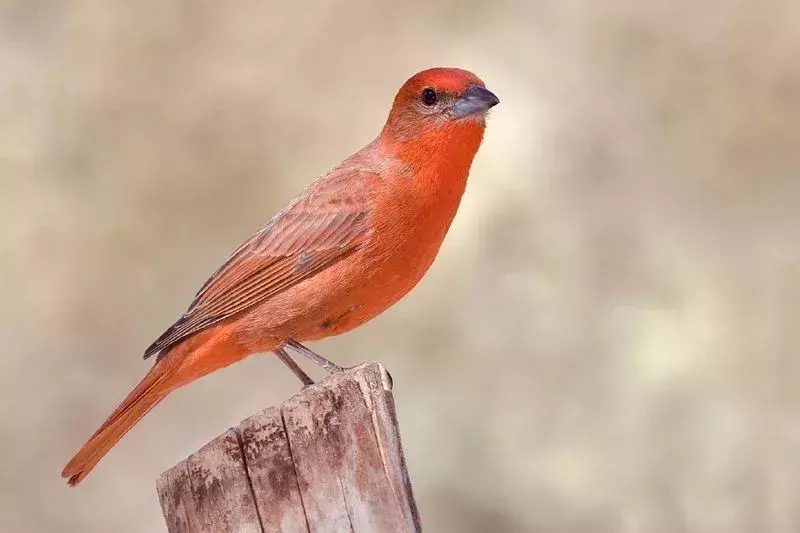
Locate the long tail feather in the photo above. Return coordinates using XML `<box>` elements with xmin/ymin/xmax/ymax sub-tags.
<box><xmin>61</xmin><ymin>363</ymin><xmax>172</xmax><ymax>486</ymax></box>
<box><xmin>62</xmin><ymin>322</ymin><xmax>257</xmax><ymax>486</ymax></box>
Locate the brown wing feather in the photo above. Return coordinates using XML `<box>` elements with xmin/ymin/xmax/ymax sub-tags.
<box><xmin>144</xmin><ymin>167</ymin><xmax>377</xmax><ymax>360</ymax></box>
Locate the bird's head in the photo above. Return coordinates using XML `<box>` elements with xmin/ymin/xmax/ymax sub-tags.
<box><xmin>381</xmin><ymin>67</ymin><xmax>499</xmax><ymax>145</ymax></box>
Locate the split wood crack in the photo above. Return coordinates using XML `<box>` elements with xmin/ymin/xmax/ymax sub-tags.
<box><xmin>157</xmin><ymin>363</ymin><xmax>421</xmax><ymax>533</ymax></box>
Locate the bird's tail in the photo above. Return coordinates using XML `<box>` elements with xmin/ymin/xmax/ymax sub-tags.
<box><xmin>61</xmin><ymin>361</ymin><xmax>173</xmax><ymax>486</ymax></box>
<box><xmin>61</xmin><ymin>322</ymin><xmax>256</xmax><ymax>486</ymax></box>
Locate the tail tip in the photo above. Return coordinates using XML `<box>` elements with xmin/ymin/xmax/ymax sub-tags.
<box><xmin>62</xmin><ymin>461</ymin><xmax>88</xmax><ymax>487</ymax></box>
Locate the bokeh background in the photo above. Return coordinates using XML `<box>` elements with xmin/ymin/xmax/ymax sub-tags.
<box><xmin>2</xmin><ymin>0</ymin><xmax>800</xmax><ymax>531</ymax></box>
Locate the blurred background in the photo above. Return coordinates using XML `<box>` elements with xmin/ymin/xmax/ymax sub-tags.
<box><xmin>2</xmin><ymin>0</ymin><xmax>800</xmax><ymax>531</ymax></box>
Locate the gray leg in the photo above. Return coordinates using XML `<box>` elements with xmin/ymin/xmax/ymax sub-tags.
<box><xmin>285</xmin><ymin>339</ymin><xmax>344</xmax><ymax>374</ymax></box>
<box><xmin>274</xmin><ymin>346</ymin><xmax>314</xmax><ymax>387</ymax></box>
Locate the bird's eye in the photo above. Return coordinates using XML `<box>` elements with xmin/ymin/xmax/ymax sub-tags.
<box><xmin>421</xmin><ymin>88</ymin><xmax>438</xmax><ymax>106</ymax></box>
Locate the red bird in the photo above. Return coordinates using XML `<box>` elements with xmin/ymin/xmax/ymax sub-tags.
<box><xmin>62</xmin><ymin>67</ymin><xmax>499</xmax><ymax>485</ymax></box>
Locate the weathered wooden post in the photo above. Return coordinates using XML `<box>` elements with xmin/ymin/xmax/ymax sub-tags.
<box><xmin>157</xmin><ymin>362</ymin><xmax>421</xmax><ymax>533</ymax></box>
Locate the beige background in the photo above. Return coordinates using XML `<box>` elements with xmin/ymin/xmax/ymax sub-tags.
<box><xmin>2</xmin><ymin>1</ymin><xmax>800</xmax><ymax>531</ymax></box>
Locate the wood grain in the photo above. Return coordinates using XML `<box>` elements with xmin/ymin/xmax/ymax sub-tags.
<box><xmin>239</xmin><ymin>407</ymin><xmax>309</xmax><ymax>533</ymax></box>
<box><xmin>158</xmin><ymin>429</ymin><xmax>263</xmax><ymax>533</ymax></box>
<box><xmin>158</xmin><ymin>363</ymin><xmax>420</xmax><ymax>533</ymax></box>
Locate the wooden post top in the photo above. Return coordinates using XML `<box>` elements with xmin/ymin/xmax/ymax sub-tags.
<box><xmin>157</xmin><ymin>363</ymin><xmax>421</xmax><ymax>533</ymax></box>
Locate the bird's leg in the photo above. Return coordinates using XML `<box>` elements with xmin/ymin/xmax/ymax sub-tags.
<box><xmin>285</xmin><ymin>338</ymin><xmax>344</xmax><ymax>374</ymax></box>
<box><xmin>274</xmin><ymin>346</ymin><xmax>314</xmax><ymax>387</ymax></box>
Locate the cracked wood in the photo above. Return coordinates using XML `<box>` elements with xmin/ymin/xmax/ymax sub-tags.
<box><xmin>157</xmin><ymin>363</ymin><xmax>421</xmax><ymax>533</ymax></box>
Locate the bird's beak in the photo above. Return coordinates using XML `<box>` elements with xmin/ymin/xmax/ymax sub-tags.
<box><xmin>451</xmin><ymin>85</ymin><xmax>500</xmax><ymax>119</ymax></box>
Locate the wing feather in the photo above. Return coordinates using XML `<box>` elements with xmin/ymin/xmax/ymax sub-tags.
<box><xmin>143</xmin><ymin>168</ymin><xmax>376</xmax><ymax>360</ymax></box>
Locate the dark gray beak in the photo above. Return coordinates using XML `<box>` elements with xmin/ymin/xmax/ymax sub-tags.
<box><xmin>451</xmin><ymin>85</ymin><xmax>500</xmax><ymax>119</ymax></box>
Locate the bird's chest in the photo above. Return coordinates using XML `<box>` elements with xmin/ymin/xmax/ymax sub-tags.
<box><xmin>362</xmin><ymin>178</ymin><xmax>465</xmax><ymax>292</ymax></box>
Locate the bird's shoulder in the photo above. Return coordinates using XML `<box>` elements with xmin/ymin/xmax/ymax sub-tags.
<box><xmin>296</xmin><ymin>147</ymin><xmax>388</xmax><ymax>210</ymax></box>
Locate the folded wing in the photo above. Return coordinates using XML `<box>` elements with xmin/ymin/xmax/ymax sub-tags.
<box><xmin>144</xmin><ymin>168</ymin><xmax>377</xmax><ymax>360</ymax></box>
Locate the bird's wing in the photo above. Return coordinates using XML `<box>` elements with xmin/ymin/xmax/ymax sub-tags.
<box><xmin>144</xmin><ymin>167</ymin><xmax>377</xmax><ymax>359</ymax></box>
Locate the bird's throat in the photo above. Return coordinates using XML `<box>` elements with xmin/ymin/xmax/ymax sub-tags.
<box><xmin>384</xmin><ymin>121</ymin><xmax>485</xmax><ymax>181</ymax></box>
